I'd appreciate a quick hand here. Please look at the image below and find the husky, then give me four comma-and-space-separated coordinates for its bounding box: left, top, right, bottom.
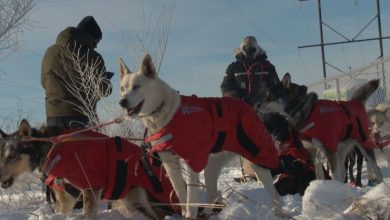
262, 73, 383, 183
368, 103, 390, 175
118, 54, 282, 219
0, 119, 180, 219
262, 112, 317, 196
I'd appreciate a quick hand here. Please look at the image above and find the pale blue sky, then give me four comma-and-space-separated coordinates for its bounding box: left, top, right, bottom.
1, 0, 389, 125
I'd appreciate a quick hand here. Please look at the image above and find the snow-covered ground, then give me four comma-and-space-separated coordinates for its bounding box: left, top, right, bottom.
0, 160, 389, 220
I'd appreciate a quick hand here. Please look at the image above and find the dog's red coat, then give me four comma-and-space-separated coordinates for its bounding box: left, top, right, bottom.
43, 130, 179, 212
298, 100, 375, 153
146, 96, 279, 172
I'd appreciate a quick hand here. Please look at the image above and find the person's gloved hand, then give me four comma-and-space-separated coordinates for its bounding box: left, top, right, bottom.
104, 71, 115, 80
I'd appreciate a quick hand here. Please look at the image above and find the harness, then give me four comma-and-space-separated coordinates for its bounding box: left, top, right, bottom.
145, 95, 279, 172
43, 131, 179, 213
298, 100, 374, 153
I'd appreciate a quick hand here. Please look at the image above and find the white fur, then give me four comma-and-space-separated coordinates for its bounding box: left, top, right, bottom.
368, 104, 390, 175
119, 54, 281, 219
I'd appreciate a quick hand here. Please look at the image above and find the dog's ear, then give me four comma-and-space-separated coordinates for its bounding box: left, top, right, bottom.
140, 53, 157, 79
18, 119, 32, 137
118, 58, 132, 80
282, 72, 291, 88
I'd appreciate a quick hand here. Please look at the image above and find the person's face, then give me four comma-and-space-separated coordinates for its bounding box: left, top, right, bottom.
93, 38, 100, 48
243, 45, 256, 58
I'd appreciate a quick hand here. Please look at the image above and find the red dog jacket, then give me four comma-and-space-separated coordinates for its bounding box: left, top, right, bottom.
146, 95, 279, 173
298, 100, 375, 153
44, 130, 179, 212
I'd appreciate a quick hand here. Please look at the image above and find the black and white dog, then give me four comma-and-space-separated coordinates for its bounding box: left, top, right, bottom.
262, 74, 383, 183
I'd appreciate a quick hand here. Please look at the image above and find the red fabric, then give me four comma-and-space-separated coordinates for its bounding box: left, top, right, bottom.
146, 95, 279, 172
278, 138, 311, 164
44, 130, 179, 212
298, 100, 375, 153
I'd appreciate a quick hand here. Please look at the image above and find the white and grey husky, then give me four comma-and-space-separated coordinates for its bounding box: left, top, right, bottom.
118, 53, 282, 219
368, 103, 390, 175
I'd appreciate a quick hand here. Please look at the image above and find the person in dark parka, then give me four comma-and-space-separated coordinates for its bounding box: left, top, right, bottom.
220, 36, 280, 180
221, 35, 280, 106
41, 16, 113, 129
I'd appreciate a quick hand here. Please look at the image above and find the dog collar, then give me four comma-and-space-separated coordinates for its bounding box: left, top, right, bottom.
139, 101, 165, 118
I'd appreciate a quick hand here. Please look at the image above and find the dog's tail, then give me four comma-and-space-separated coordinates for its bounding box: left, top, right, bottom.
350, 79, 380, 104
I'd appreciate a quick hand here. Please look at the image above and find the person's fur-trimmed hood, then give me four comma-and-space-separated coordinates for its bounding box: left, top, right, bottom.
234, 47, 268, 62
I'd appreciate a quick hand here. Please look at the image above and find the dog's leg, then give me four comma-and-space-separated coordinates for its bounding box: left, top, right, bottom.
183, 161, 200, 219
382, 146, 390, 175
158, 151, 187, 217
82, 189, 101, 219
53, 188, 77, 214
326, 152, 340, 181
203, 152, 235, 215
354, 143, 383, 182
330, 140, 355, 182
355, 148, 363, 186
252, 165, 282, 216
347, 149, 357, 184
302, 139, 326, 180
120, 187, 160, 220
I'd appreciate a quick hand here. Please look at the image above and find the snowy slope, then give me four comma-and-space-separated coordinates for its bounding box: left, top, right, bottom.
0, 160, 389, 220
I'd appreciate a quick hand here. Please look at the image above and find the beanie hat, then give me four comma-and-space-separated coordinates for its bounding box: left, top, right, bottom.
77, 16, 102, 40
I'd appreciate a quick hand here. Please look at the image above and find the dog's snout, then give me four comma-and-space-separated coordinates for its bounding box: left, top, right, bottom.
119, 99, 128, 108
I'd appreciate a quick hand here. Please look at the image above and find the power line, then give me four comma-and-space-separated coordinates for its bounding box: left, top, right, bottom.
225, 0, 294, 54
0, 78, 42, 91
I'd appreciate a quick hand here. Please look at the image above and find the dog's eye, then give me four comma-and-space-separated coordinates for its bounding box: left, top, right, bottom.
133, 84, 141, 90
120, 86, 125, 92
5, 154, 16, 163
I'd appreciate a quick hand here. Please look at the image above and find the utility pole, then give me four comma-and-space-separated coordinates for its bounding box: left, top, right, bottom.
317, 0, 326, 88
298, 0, 389, 92
377, 0, 386, 95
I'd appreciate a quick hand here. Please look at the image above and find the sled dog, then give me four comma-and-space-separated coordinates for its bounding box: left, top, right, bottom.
262, 74, 383, 183
368, 103, 390, 175
118, 54, 282, 218
0, 120, 179, 219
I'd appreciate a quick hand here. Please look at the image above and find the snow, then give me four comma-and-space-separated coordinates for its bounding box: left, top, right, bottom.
0, 161, 389, 220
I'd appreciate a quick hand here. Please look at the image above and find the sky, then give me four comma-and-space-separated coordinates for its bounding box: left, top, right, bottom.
1, 0, 390, 125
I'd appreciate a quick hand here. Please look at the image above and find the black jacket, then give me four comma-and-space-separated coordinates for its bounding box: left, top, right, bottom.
221, 50, 279, 106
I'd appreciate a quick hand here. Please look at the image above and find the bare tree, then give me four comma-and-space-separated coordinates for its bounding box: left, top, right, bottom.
119, 0, 175, 72
60, 43, 145, 138
0, 0, 37, 61
58, 1, 175, 138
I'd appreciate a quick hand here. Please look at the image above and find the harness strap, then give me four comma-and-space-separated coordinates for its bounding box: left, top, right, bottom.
236, 122, 260, 157
109, 137, 127, 200
340, 103, 353, 141
109, 161, 127, 200
355, 117, 367, 142
151, 152, 162, 166
114, 136, 123, 152
342, 124, 353, 141
45, 181, 55, 213
64, 183, 82, 199
210, 101, 227, 153
340, 104, 351, 117
139, 142, 164, 193
140, 156, 163, 193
